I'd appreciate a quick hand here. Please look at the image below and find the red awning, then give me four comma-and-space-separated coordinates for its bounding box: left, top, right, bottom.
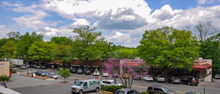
194, 64, 212, 71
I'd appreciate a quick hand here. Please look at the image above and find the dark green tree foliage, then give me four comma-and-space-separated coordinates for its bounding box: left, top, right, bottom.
58, 69, 71, 82
199, 33, 220, 75
28, 41, 55, 62
0, 41, 17, 58
138, 26, 199, 70
16, 32, 44, 58
69, 26, 108, 70
50, 36, 73, 45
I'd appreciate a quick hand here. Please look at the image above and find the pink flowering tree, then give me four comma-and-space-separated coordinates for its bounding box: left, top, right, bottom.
103, 58, 149, 88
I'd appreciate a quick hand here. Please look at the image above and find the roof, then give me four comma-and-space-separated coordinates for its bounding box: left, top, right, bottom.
194, 64, 212, 71
117, 88, 134, 91
102, 80, 114, 82
78, 79, 99, 82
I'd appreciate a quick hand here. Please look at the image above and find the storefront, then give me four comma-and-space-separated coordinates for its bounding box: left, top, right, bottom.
0, 61, 10, 76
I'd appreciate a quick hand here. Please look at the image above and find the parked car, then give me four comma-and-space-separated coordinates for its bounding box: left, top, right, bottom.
59, 67, 63, 70
102, 72, 109, 77
47, 73, 58, 79
115, 88, 141, 94
143, 75, 154, 82
77, 69, 83, 74
93, 68, 100, 76
33, 65, 37, 68
182, 77, 199, 86
101, 80, 122, 86
185, 92, 202, 94
19, 66, 26, 70
147, 85, 177, 94
154, 75, 165, 82
133, 75, 142, 80
0, 82, 7, 88
35, 70, 46, 76
70, 67, 77, 73
112, 73, 119, 78
36, 65, 41, 69
85, 70, 91, 75
168, 77, 181, 84
215, 74, 220, 79
41, 65, 46, 69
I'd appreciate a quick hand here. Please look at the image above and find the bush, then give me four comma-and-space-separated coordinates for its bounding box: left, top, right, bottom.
11, 70, 17, 73
102, 85, 125, 93
141, 92, 149, 94
0, 75, 10, 82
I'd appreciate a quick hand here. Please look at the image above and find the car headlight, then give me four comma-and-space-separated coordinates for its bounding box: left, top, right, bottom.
77, 88, 79, 90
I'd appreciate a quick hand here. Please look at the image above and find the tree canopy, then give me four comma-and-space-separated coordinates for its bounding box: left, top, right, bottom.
138, 26, 199, 70
50, 36, 73, 45
69, 26, 108, 69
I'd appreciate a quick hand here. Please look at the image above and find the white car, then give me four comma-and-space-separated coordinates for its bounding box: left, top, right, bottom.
47, 73, 58, 79
215, 74, 220, 79
102, 72, 109, 77
101, 80, 122, 86
143, 75, 153, 82
93, 71, 100, 76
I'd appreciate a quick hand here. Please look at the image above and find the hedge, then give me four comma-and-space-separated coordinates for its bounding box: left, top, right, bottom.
0, 75, 10, 82
11, 70, 17, 73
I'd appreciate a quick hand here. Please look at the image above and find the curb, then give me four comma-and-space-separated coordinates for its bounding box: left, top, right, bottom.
9, 83, 57, 89
21, 74, 54, 80
103, 91, 113, 94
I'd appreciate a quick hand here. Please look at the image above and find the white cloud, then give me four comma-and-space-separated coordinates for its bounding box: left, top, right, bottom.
72, 19, 90, 26
0, 25, 11, 38
197, 0, 214, 4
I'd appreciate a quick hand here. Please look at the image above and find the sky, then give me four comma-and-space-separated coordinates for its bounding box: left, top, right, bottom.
1, 0, 220, 47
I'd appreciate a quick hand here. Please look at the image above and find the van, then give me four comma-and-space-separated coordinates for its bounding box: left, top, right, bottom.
71, 79, 101, 94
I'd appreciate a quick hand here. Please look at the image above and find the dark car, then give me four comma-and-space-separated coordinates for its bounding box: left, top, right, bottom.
115, 88, 141, 94
19, 66, 26, 70
185, 92, 202, 94
85, 70, 91, 75
168, 77, 181, 84
182, 77, 199, 86
35, 70, 46, 76
0, 82, 7, 88
147, 85, 177, 94
112, 73, 119, 78
133, 75, 142, 80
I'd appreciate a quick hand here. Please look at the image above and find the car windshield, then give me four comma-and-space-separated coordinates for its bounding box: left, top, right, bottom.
52, 74, 56, 75
163, 87, 170, 92
147, 75, 152, 77
216, 74, 220, 76
116, 91, 125, 94
159, 76, 165, 77
40, 71, 45, 73
75, 81, 84, 86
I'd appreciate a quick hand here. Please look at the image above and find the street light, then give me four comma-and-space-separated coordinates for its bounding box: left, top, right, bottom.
3, 57, 7, 61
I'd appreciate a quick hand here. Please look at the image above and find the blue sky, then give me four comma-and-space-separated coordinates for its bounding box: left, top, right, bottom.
1, 0, 220, 47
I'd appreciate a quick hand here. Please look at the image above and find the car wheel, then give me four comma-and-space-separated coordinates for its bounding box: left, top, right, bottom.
195, 84, 198, 86
149, 92, 154, 94
188, 82, 191, 86
79, 90, 83, 94
95, 87, 99, 92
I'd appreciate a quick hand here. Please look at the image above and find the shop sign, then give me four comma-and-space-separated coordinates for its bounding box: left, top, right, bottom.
0, 63, 4, 66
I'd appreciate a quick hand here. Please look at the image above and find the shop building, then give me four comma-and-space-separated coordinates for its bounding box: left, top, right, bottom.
0, 61, 10, 76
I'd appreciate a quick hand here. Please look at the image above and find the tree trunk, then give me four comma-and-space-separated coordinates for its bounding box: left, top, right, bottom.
165, 66, 168, 83
119, 78, 125, 87
64, 77, 65, 82
124, 79, 127, 88
130, 77, 134, 88
86, 58, 89, 71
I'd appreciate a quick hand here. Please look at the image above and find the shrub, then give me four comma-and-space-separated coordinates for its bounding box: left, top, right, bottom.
0, 75, 10, 82
11, 70, 17, 73
141, 92, 149, 94
102, 85, 125, 93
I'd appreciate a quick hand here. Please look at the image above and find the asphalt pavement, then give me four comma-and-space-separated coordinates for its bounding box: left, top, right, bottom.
10, 68, 220, 94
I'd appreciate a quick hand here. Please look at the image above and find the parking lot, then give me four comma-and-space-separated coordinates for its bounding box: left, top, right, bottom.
10, 68, 220, 94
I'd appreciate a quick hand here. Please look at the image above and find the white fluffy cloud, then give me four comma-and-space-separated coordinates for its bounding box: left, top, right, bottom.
0, 25, 11, 38
197, 0, 214, 4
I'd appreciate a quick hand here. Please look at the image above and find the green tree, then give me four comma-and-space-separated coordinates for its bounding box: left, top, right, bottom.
58, 69, 71, 82
6, 31, 20, 43
50, 36, 73, 45
16, 32, 44, 58
138, 26, 199, 82
69, 26, 108, 70
28, 41, 55, 63
0, 41, 17, 58
199, 33, 220, 75
113, 48, 138, 59
51, 43, 72, 67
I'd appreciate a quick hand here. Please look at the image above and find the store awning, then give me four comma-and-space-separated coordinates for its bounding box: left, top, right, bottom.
194, 64, 212, 71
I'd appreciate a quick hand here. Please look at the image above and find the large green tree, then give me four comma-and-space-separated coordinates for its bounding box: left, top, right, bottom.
0, 41, 17, 58
16, 32, 44, 58
199, 33, 220, 75
28, 41, 55, 62
113, 48, 138, 59
138, 26, 199, 81
51, 43, 72, 67
50, 36, 73, 45
69, 26, 108, 70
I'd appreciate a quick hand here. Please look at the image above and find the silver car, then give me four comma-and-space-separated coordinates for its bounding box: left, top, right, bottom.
155, 75, 165, 82
215, 74, 220, 79
143, 75, 154, 82
114, 88, 141, 94
168, 77, 181, 84
47, 73, 58, 79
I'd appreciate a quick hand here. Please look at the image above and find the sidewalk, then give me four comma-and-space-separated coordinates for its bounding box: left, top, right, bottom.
22, 74, 54, 80
198, 79, 220, 88
6, 74, 63, 89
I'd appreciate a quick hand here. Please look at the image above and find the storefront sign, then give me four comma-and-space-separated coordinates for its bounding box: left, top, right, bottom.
0, 63, 4, 66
